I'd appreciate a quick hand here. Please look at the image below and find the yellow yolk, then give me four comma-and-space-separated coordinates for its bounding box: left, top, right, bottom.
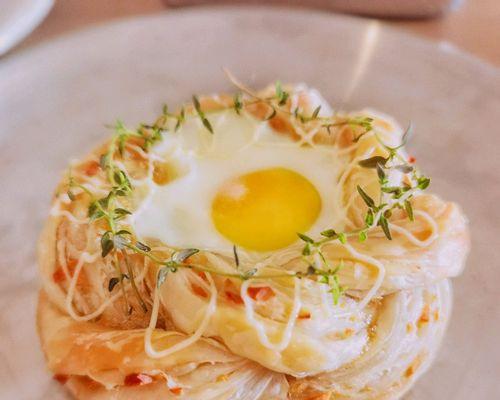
211, 167, 322, 251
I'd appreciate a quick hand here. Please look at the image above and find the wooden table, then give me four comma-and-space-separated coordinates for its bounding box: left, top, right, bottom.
14, 0, 500, 67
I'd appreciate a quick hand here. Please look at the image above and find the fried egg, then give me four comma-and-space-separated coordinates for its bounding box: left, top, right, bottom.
131, 110, 345, 253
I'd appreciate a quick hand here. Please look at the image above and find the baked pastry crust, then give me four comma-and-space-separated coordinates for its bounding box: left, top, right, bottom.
36, 85, 468, 399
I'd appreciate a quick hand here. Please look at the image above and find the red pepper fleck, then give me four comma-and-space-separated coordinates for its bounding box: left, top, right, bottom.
224, 280, 244, 304
83, 160, 100, 176
297, 311, 311, 320
169, 387, 183, 395
247, 286, 275, 302
191, 283, 208, 298
196, 271, 208, 282
67, 258, 78, 269
225, 291, 244, 304
124, 373, 153, 386
53, 259, 81, 284
408, 156, 416, 164
418, 305, 430, 324
52, 267, 66, 283
53, 374, 68, 385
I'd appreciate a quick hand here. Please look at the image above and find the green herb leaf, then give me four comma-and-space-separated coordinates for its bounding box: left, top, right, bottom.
338, 232, 347, 244
365, 209, 374, 226
113, 234, 129, 250
113, 170, 132, 193
394, 164, 413, 173
275, 81, 283, 97
233, 245, 240, 267
175, 107, 185, 132
311, 105, 321, 119
118, 135, 126, 155
417, 176, 430, 190
192, 95, 214, 134
157, 267, 169, 288
314, 261, 345, 305
108, 277, 119, 292
166, 261, 178, 272
302, 244, 311, 256
264, 107, 277, 121
404, 200, 414, 221
275, 81, 289, 106
378, 215, 392, 240
243, 268, 257, 279
329, 275, 343, 305
88, 201, 105, 222
67, 190, 75, 201
357, 185, 376, 208
353, 132, 367, 143
358, 230, 368, 242
320, 229, 338, 238
297, 233, 314, 243
99, 154, 108, 170
108, 274, 130, 292
359, 156, 387, 169
233, 92, 243, 115
351, 116, 373, 132
136, 241, 151, 252
113, 208, 132, 221
307, 265, 316, 275
381, 186, 401, 194
101, 231, 114, 257
173, 248, 199, 264
376, 163, 386, 182
401, 122, 412, 146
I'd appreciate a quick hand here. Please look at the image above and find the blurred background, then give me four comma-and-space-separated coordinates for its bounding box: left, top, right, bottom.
1, 0, 499, 65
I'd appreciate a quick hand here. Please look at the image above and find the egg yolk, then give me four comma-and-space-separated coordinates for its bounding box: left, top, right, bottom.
211, 167, 321, 251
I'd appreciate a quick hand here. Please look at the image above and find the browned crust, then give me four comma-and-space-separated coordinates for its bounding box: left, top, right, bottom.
37, 292, 175, 400
65, 376, 180, 400
35, 90, 404, 400
35, 96, 336, 400
39, 290, 334, 400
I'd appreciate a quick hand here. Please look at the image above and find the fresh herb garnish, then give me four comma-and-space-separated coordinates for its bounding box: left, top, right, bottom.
64, 76, 430, 316
192, 95, 214, 134
233, 245, 240, 267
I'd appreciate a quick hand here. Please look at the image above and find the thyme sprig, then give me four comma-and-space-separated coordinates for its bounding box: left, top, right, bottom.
64, 77, 430, 316
223, 70, 377, 135
297, 233, 346, 304
354, 125, 429, 241
297, 124, 429, 263
296, 125, 430, 300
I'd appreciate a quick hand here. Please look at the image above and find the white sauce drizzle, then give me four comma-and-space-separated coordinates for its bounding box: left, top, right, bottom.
50, 200, 88, 224
389, 210, 438, 247
343, 243, 386, 311
240, 277, 301, 352
145, 272, 217, 358
47, 87, 449, 386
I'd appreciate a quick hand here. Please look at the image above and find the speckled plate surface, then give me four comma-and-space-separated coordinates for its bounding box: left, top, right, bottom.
0, 6, 499, 399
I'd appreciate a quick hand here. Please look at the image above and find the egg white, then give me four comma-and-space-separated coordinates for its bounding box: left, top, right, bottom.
130, 110, 346, 254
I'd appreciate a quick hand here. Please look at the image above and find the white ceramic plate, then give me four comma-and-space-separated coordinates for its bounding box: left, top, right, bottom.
0, 7, 499, 399
0, 0, 53, 56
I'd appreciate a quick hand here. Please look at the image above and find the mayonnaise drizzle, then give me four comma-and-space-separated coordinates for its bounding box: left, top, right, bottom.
389, 210, 438, 247
145, 271, 217, 358
241, 277, 302, 352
